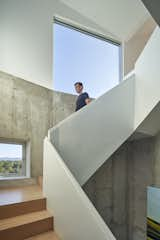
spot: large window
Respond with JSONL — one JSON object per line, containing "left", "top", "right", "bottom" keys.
{"left": 0, "top": 142, "right": 26, "bottom": 178}
{"left": 54, "top": 21, "right": 121, "bottom": 98}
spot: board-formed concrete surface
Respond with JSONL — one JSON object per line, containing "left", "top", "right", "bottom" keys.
{"left": 0, "top": 71, "right": 76, "bottom": 178}
{"left": 84, "top": 136, "right": 159, "bottom": 240}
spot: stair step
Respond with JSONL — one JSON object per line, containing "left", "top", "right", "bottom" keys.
{"left": 0, "top": 210, "right": 53, "bottom": 240}
{"left": 25, "top": 231, "right": 59, "bottom": 240}
{"left": 0, "top": 198, "right": 46, "bottom": 219}
{"left": 0, "top": 185, "right": 44, "bottom": 206}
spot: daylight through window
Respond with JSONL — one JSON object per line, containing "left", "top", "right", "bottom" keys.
{"left": 54, "top": 21, "right": 121, "bottom": 98}
{"left": 0, "top": 142, "right": 25, "bottom": 178}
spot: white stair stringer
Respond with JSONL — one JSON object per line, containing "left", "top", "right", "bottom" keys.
{"left": 43, "top": 137, "right": 116, "bottom": 240}
{"left": 43, "top": 27, "right": 160, "bottom": 240}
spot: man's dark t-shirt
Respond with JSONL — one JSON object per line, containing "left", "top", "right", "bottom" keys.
{"left": 75, "top": 92, "right": 89, "bottom": 111}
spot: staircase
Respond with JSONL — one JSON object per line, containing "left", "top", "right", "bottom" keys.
{"left": 0, "top": 185, "right": 58, "bottom": 240}
{"left": 43, "top": 23, "right": 160, "bottom": 240}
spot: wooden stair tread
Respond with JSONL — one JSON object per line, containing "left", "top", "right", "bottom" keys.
{"left": 0, "top": 198, "right": 46, "bottom": 220}
{"left": 0, "top": 185, "right": 43, "bottom": 206}
{"left": 25, "top": 231, "right": 59, "bottom": 240}
{"left": 0, "top": 210, "right": 52, "bottom": 231}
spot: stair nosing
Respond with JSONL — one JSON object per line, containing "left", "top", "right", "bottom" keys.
{"left": 24, "top": 231, "right": 59, "bottom": 240}
{"left": 0, "top": 197, "right": 46, "bottom": 208}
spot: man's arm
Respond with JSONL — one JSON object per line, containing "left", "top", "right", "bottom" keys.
{"left": 85, "top": 98, "right": 91, "bottom": 105}
{"left": 84, "top": 93, "right": 91, "bottom": 105}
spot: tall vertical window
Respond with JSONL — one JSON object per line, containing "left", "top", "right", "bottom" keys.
{"left": 54, "top": 21, "right": 121, "bottom": 98}
{"left": 0, "top": 142, "right": 26, "bottom": 178}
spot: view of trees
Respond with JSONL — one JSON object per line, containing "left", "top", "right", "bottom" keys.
{"left": 0, "top": 160, "right": 22, "bottom": 176}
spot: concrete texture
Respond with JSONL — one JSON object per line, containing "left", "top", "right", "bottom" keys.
{"left": 52, "top": 91, "right": 76, "bottom": 125}
{"left": 83, "top": 144, "right": 129, "bottom": 240}
{"left": 154, "top": 131, "right": 160, "bottom": 187}
{"left": 0, "top": 71, "right": 76, "bottom": 178}
{"left": 142, "top": 0, "right": 160, "bottom": 26}
{"left": 83, "top": 137, "right": 156, "bottom": 240}
{"left": 128, "top": 138, "right": 155, "bottom": 240}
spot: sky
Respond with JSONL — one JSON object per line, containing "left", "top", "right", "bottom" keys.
{"left": 0, "top": 143, "right": 22, "bottom": 159}
{"left": 54, "top": 23, "right": 120, "bottom": 98}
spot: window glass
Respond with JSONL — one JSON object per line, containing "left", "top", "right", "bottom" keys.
{"left": 54, "top": 23, "right": 120, "bottom": 98}
{"left": 0, "top": 143, "right": 24, "bottom": 178}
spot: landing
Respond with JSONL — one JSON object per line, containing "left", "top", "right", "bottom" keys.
{"left": 0, "top": 185, "right": 43, "bottom": 206}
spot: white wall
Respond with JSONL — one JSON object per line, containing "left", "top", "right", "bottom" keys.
{"left": 43, "top": 138, "right": 116, "bottom": 240}
{"left": 134, "top": 26, "right": 160, "bottom": 127}
{"left": 0, "top": 0, "right": 118, "bottom": 89}
{"left": 60, "top": 0, "right": 149, "bottom": 41}
{"left": 1, "top": 0, "right": 54, "bottom": 88}
{"left": 124, "top": 17, "right": 156, "bottom": 75}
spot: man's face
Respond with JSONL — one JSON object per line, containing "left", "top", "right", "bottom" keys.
{"left": 75, "top": 84, "right": 83, "bottom": 94}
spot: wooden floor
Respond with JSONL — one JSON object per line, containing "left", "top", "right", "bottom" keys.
{"left": 0, "top": 184, "right": 59, "bottom": 240}
{"left": 0, "top": 185, "right": 43, "bottom": 206}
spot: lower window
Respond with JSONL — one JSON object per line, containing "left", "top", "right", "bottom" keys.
{"left": 0, "top": 141, "right": 26, "bottom": 178}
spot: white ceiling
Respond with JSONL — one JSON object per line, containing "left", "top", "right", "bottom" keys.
{"left": 60, "top": 0, "right": 150, "bottom": 41}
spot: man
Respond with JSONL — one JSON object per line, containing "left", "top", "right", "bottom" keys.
{"left": 74, "top": 82, "right": 90, "bottom": 111}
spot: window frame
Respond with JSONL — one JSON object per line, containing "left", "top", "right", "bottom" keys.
{"left": 54, "top": 17, "right": 121, "bottom": 47}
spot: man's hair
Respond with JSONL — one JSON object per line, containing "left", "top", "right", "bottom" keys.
{"left": 74, "top": 82, "right": 83, "bottom": 87}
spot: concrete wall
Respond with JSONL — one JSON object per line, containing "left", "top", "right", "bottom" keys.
{"left": 154, "top": 131, "right": 160, "bottom": 187}
{"left": 0, "top": 71, "right": 76, "bottom": 177}
{"left": 83, "top": 143, "right": 128, "bottom": 240}
{"left": 124, "top": 17, "right": 156, "bottom": 75}
{"left": 83, "top": 137, "right": 156, "bottom": 240}
{"left": 141, "top": 0, "right": 160, "bottom": 26}
{"left": 128, "top": 138, "right": 154, "bottom": 240}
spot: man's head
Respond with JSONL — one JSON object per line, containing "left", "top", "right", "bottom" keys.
{"left": 74, "top": 82, "right": 83, "bottom": 94}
